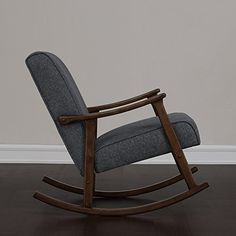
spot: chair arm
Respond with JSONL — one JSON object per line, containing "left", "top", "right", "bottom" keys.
{"left": 87, "top": 88, "right": 160, "bottom": 112}
{"left": 59, "top": 93, "right": 166, "bottom": 125}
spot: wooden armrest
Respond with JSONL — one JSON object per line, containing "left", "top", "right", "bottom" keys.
{"left": 87, "top": 88, "right": 160, "bottom": 112}
{"left": 59, "top": 93, "right": 166, "bottom": 124}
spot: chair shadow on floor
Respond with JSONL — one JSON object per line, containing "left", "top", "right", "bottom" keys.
{"left": 34, "top": 211, "right": 193, "bottom": 236}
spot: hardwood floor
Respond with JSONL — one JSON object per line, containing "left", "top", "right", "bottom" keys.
{"left": 0, "top": 164, "right": 235, "bottom": 235}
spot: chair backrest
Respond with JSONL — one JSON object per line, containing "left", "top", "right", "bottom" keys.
{"left": 26, "top": 52, "right": 88, "bottom": 175}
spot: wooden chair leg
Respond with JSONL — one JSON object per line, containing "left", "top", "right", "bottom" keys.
{"left": 83, "top": 119, "right": 97, "bottom": 208}
{"left": 152, "top": 100, "right": 197, "bottom": 189}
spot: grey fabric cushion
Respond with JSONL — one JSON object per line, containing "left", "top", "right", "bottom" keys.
{"left": 25, "top": 52, "right": 88, "bottom": 175}
{"left": 95, "top": 113, "right": 200, "bottom": 173}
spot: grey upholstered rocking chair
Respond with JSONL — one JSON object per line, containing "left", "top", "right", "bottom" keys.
{"left": 26, "top": 51, "right": 209, "bottom": 216}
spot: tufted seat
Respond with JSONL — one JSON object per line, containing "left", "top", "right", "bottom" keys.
{"left": 95, "top": 113, "right": 200, "bottom": 172}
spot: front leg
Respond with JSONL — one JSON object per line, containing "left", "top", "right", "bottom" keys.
{"left": 151, "top": 99, "right": 197, "bottom": 189}
{"left": 83, "top": 119, "right": 97, "bottom": 207}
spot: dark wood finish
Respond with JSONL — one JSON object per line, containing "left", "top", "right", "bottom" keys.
{"left": 151, "top": 100, "right": 197, "bottom": 189}
{"left": 58, "top": 93, "right": 166, "bottom": 124}
{"left": 88, "top": 88, "right": 160, "bottom": 112}
{"left": 34, "top": 182, "right": 208, "bottom": 216}
{"left": 83, "top": 119, "right": 97, "bottom": 208}
{"left": 34, "top": 90, "right": 209, "bottom": 216}
{"left": 0, "top": 164, "right": 234, "bottom": 235}
{"left": 43, "top": 167, "right": 198, "bottom": 197}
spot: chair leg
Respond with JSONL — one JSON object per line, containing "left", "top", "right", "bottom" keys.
{"left": 83, "top": 170, "right": 95, "bottom": 208}
{"left": 83, "top": 119, "right": 97, "bottom": 208}
{"left": 152, "top": 100, "right": 197, "bottom": 189}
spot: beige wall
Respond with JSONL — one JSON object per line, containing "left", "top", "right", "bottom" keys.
{"left": 0, "top": 0, "right": 235, "bottom": 145}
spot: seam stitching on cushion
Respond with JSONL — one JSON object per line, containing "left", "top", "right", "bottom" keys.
{"left": 95, "top": 121, "right": 199, "bottom": 153}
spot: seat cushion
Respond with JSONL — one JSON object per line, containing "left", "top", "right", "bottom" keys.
{"left": 95, "top": 113, "right": 200, "bottom": 173}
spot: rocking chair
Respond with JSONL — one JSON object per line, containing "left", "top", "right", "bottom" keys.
{"left": 26, "top": 51, "right": 209, "bottom": 216}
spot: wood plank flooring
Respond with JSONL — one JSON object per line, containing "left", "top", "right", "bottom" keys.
{"left": 0, "top": 164, "right": 235, "bottom": 235}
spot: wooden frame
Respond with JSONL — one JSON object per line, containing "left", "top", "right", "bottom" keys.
{"left": 34, "top": 89, "right": 209, "bottom": 216}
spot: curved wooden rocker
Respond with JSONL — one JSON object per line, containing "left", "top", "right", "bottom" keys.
{"left": 34, "top": 182, "right": 208, "bottom": 216}
{"left": 26, "top": 51, "right": 209, "bottom": 216}
{"left": 42, "top": 167, "right": 199, "bottom": 198}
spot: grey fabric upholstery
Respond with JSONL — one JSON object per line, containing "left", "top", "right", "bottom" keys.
{"left": 25, "top": 52, "right": 88, "bottom": 175}
{"left": 95, "top": 113, "right": 200, "bottom": 173}
{"left": 26, "top": 51, "right": 201, "bottom": 176}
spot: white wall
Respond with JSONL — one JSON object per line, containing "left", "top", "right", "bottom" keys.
{"left": 0, "top": 0, "right": 235, "bottom": 145}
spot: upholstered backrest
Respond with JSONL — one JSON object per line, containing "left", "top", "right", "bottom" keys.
{"left": 26, "top": 52, "right": 88, "bottom": 175}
